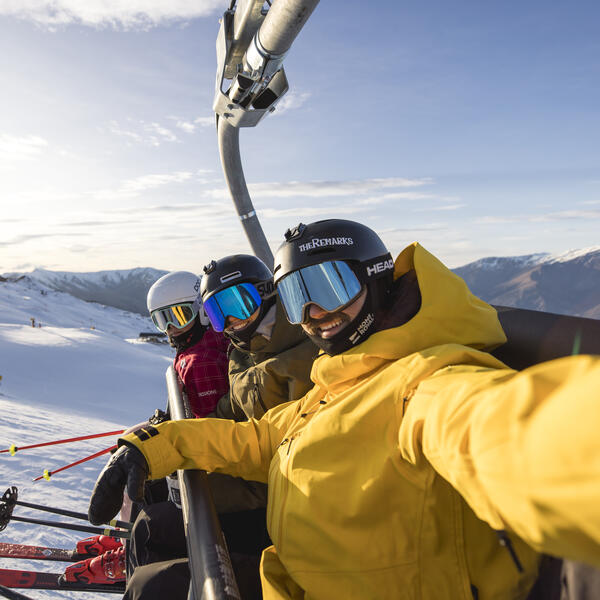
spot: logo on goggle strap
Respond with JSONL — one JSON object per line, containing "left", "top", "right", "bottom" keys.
{"left": 256, "top": 281, "right": 275, "bottom": 297}
{"left": 366, "top": 259, "right": 394, "bottom": 277}
{"left": 349, "top": 313, "right": 375, "bottom": 344}
{"left": 298, "top": 237, "right": 354, "bottom": 252}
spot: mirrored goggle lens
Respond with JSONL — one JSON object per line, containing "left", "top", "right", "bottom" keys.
{"left": 277, "top": 260, "right": 362, "bottom": 324}
{"left": 203, "top": 283, "right": 262, "bottom": 332}
{"left": 151, "top": 303, "right": 197, "bottom": 333}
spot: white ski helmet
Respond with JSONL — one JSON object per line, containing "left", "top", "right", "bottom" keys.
{"left": 147, "top": 271, "right": 209, "bottom": 327}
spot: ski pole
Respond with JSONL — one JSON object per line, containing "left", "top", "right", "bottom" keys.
{"left": 0, "top": 430, "right": 124, "bottom": 456}
{"left": 0, "top": 584, "right": 35, "bottom": 600}
{"left": 7, "top": 515, "right": 130, "bottom": 539}
{"left": 10, "top": 497, "right": 131, "bottom": 530}
{"left": 32, "top": 445, "right": 117, "bottom": 482}
{"left": 0, "top": 487, "right": 131, "bottom": 533}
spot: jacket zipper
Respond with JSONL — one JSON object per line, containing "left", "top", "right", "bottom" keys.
{"left": 274, "top": 436, "right": 294, "bottom": 554}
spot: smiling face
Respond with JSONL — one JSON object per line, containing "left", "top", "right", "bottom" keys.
{"left": 300, "top": 288, "right": 367, "bottom": 339}
{"left": 224, "top": 307, "right": 261, "bottom": 334}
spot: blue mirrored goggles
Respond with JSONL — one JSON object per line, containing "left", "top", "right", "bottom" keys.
{"left": 151, "top": 302, "right": 198, "bottom": 333}
{"left": 203, "top": 282, "right": 263, "bottom": 332}
{"left": 277, "top": 260, "right": 362, "bottom": 324}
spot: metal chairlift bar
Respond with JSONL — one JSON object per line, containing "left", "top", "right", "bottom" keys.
{"left": 166, "top": 366, "right": 240, "bottom": 600}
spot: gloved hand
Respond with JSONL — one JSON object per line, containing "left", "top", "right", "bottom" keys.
{"left": 88, "top": 444, "right": 148, "bottom": 526}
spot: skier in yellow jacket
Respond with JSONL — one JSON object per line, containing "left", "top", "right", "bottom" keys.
{"left": 89, "top": 219, "right": 600, "bottom": 599}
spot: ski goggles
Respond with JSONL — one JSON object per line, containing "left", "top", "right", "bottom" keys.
{"left": 277, "top": 260, "right": 362, "bottom": 324}
{"left": 203, "top": 282, "right": 263, "bottom": 332}
{"left": 151, "top": 302, "right": 198, "bottom": 333}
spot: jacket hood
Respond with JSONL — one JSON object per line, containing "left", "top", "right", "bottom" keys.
{"left": 311, "top": 243, "right": 506, "bottom": 387}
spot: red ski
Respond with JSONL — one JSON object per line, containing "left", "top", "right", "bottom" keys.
{"left": 0, "top": 567, "right": 124, "bottom": 593}
{"left": 0, "top": 542, "right": 88, "bottom": 562}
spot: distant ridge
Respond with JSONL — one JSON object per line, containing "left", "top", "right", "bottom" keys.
{"left": 4, "top": 248, "right": 599, "bottom": 320}
{"left": 2, "top": 267, "right": 168, "bottom": 315}
{"left": 453, "top": 247, "right": 600, "bottom": 319}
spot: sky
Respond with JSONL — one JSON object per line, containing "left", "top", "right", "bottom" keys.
{"left": 0, "top": 0, "right": 599, "bottom": 274}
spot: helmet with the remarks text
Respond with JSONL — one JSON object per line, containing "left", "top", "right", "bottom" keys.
{"left": 146, "top": 271, "right": 209, "bottom": 332}
{"left": 273, "top": 219, "right": 393, "bottom": 355}
{"left": 273, "top": 219, "right": 393, "bottom": 290}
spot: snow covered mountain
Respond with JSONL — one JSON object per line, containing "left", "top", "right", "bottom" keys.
{"left": 1, "top": 267, "right": 168, "bottom": 316}
{"left": 453, "top": 246, "right": 600, "bottom": 319}
{"left": 0, "top": 275, "right": 174, "bottom": 598}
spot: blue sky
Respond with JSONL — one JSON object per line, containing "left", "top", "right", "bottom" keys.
{"left": 1, "top": 0, "right": 599, "bottom": 273}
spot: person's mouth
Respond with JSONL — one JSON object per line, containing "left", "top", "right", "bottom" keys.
{"left": 305, "top": 314, "right": 349, "bottom": 338}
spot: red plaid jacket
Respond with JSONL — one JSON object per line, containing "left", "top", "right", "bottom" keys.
{"left": 174, "top": 329, "right": 230, "bottom": 417}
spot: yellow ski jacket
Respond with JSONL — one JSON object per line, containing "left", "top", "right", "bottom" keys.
{"left": 123, "top": 243, "right": 600, "bottom": 599}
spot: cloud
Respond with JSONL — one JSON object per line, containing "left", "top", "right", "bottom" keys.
{"left": 0, "top": 232, "right": 80, "bottom": 248}
{"left": 205, "top": 177, "right": 433, "bottom": 200}
{"left": 91, "top": 171, "right": 194, "bottom": 201}
{"left": 412, "top": 202, "right": 466, "bottom": 212}
{"left": 0, "top": 0, "right": 223, "bottom": 30}
{"left": 107, "top": 120, "right": 178, "bottom": 146}
{"left": 273, "top": 92, "right": 311, "bottom": 116}
{"left": 169, "top": 115, "right": 214, "bottom": 133}
{"left": 0, "top": 134, "right": 48, "bottom": 161}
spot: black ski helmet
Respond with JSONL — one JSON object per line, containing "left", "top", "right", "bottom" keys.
{"left": 201, "top": 254, "right": 276, "bottom": 348}
{"left": 273, "top": 219, "right": 394, "bottom": 355}
{"left": 273, "top": 219, "right": 393, "bottom": 287}
{"left": 201, "top": 254, "right": 274, "bottom": 302}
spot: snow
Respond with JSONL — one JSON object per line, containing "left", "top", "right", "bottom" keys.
{"left": 542, "top": 245, "right": 600, "bottom": 264}
{"left": 461, "top": 246, "right": 600, "bottom": 270}
{"left": 0, "top": 277, "right": 174, "bottom": 598}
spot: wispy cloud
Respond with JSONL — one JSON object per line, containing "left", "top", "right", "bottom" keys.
{"left": 475, "top": 208, "right": 600, "bottom": 225}
{"left": 273, "top": 92, "right": 311, "bottom": 116}
{"left": 0, "top": 134, "right": 48, "bottom": 161}
{"left": 0, "top": 1, "right": 223, "bottom": 30}
{"left": 206, "top": 177, "right": 433, "bottom": 200}
{"left": 0, "top": 232, "right": 81, "bottom": 248}
{"left": 107, "top": 120, "right": 178, "bottom": 146}
{"left": 169, "top": 115, "right": 214, "bottom": 133}
{"left": 91, "top": 171, "right": 194, "bottom": 201}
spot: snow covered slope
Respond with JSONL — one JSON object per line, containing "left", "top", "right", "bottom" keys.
{"left": 0, "top": 276, "right": 174, "bottom": 598}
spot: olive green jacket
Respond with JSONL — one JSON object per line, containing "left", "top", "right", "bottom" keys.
{"left": 216, "top": 297, "right": 318, "bottom": 421}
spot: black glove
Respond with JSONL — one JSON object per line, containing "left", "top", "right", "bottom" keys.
{"left": 88, "top": 444, "right": 149, "bottom": 526}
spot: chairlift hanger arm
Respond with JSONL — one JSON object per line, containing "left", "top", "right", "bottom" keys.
{"left": 214, "top": 0, "right": 320, "bottom": 267}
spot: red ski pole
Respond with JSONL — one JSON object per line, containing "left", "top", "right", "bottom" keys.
{"left": 32, "top": 446, "right": 116, "bottom": 482}
{"left": 0, "top": 430, "right": 124, "bottom": 456}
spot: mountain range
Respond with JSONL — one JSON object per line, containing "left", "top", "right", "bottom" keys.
{"left": 2, "top": 246, "right": 599, "bottom": 319}
{"left": 453, "top": 246, "right": 600, "bottom": 319}
{"left": 1, "top": 267, "right": 167, "bottom": 315}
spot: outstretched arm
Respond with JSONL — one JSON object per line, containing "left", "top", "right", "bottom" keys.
{"left": 399, "top": 354, "right": 600, "bottom": 566}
